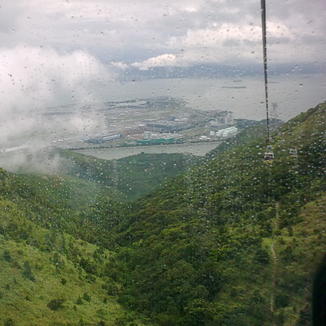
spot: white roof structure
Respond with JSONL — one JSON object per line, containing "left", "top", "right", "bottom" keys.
{"left": 215, "top": 126, "right": 238, "bottom": 138}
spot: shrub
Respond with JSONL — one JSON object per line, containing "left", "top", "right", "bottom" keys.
{"left": 83, "top": 292, "right": 91, "bottom": 302}
{"left": 22, "top": 261, "right": 35, "bottom": 281}
{"left": 3, "top": 250, "right": 11, "bottom": 262}
{"left": 4, "top": 319, "right": 15, "bottom": 326}
{"left": 254, "top": 247, "right": 270, "bottom": 265}
{"left": 97, "top": 321, "right": 106, "bottom": 326}
{"left": 47, "top": 299, "right": 65, "bottom": 311}
{"left": 76, "top": 296, "right": 83, "bottom": 305}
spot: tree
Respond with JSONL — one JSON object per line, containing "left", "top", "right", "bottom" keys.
{"left": 47, "top": 299, "right": 65, "bottom": 311}
{"left": 22, "top": 261, "right": 35, "bottom": 281}
{"left": 3, "top": 250, "right": 12, "bottom": 262}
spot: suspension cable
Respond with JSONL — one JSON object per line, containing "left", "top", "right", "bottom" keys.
{"left": 260, "top": 0, "right": 271, "bottom": 143}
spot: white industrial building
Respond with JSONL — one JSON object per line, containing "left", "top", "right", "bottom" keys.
{"left": 215, "top": 126, "right": 238, "bottom": 138}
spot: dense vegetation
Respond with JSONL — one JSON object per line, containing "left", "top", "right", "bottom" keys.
{"left": 103, "top": 103, "right": 325, "bottom": 325}
{"left": 0, "top": 170, "right": 153, "bottom": 325}
{"left": 60, "top": 152, "right": 198, "bottom": 201}
{"left": 0, "top": 103, "right": 325, "bottom": 325}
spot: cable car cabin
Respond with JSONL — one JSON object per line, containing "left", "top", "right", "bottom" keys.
{"left": 264, "top": 145, "right": 274, "bottom": 163}
{"left": 289, "top": 148, "right": 298, "bottom": 157}
{"left": 264, "top": 151, "right": 274, "bottom": 162}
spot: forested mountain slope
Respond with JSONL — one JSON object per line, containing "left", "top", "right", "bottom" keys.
{"left": 105, "top": 103, "right": 326, "bottom": 325}
{"left": 0, "top": 171, "right": 125, "bottom": 244}
{"left": 0, "top": 103, "right": 325, "bottom": 326}
{"left": 0, "top": 171, "right": 152, "bottom": 326}
{"left": 60, "top": 152, "right": 198, "bottom": 201}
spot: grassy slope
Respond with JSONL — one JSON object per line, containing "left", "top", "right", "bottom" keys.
{"left": 0, "top": 171, "right": 152, "bottom": 326}
{"left": 0, "top": 171, "right": 125, "bottom": 243}
{"left": 106, "top": 103, "right": 326, "bottom": 325}
{"left": 272, "top": 195, "right": 326, "bottom": 326}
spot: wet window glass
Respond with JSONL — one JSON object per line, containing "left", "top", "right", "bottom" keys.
{"left": 0, "top": 1, "right": 325, "bottom": 325}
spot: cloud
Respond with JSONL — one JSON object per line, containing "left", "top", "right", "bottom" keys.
{"left": 163, "top": 21, "right": 299, "bottom": 65}
{"left": 111, "top": 61, "right": 129, "bottom": 70}
{"left": 122, "top": 19, "right": 305, "bottom": 69}
{"left": 131, "top": 54, "right": 178, "bottom": 70}
{"left": 0, "top": 0, "right": 324, "bottom": 69}
{"left": 0, "top": 45, "right": 114, "bottom": 150}
{"left": 178, "top": 22, "right": 294, "bottom": 48}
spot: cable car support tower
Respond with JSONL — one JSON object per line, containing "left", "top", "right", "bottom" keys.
{"left": 260, "top": 0, "right": 274, "bottom": 162}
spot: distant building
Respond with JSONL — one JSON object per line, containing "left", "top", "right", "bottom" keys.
{"left": 143, "top": 132, "right": 181, "bottom": 140}
{"left": 143, "top": 131, "right": 152, "bottom": 140}
{"left": 215, "top": 126, "right": 238, "bottom": 138}
{"left": 136, "top": 138, "right": 178, "bottom": 145}
{"left": 85, "top": 134, "right": 121, "bottom": 144}
{"left": 207, "top": 111, "right": 234, "bottom": 129}
{"left": 123, "top": 126, "right": 145, "bottom": 136}
{"left": 199, "top": 135, "right": 210, "bottom": 141}
{"left": 145, "top": 121, "right": 191, "bottom": 133}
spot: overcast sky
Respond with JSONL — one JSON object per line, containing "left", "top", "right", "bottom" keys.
{"left": 0, "top": 0, "right": 325, "bottom": 69}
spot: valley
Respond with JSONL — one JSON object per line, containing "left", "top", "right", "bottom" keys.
{"left": 0, "top": 103, "right": 325, "bottom": 325}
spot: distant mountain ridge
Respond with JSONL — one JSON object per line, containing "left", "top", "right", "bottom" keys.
{"left": 118, "top": 63, "right": 326, "bottom": 81}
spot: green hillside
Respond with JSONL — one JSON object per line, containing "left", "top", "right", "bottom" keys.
{"left": 103, "top": 103, "right": 325, "bottom": 325}
{"left": 59, "top": 151, "right": 199, "bottom": 201}
{"left": 0, "top": 171, "right": 125, "bottom": 243}
{"left": 0, "top": 171, "right": 152, "bottom": 326}
{"left": 0, "top": 103, "right": 325, "bottom": 325}
{"left": 0, "top": 150, "right": 197, "bottom": 325}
